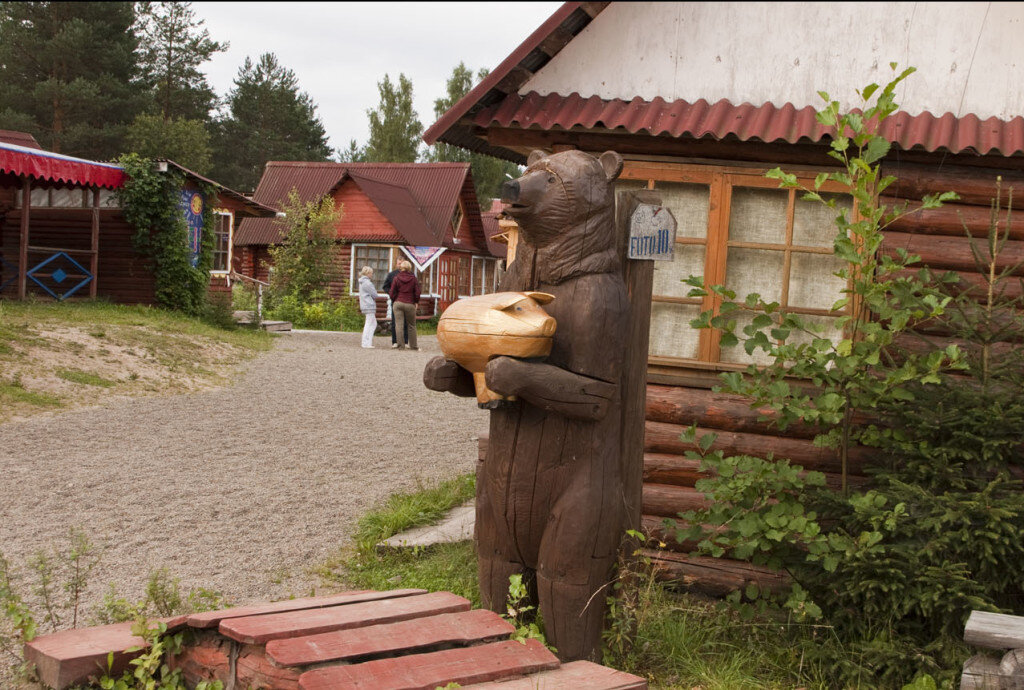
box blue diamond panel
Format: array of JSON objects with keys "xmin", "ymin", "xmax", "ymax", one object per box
[
  {"xmin": 0, "ymin": 256, "xmax": 16, "ymax": 291},
  {"xmin": 26, "ymin": 252, "xmax": 93, "ymax": 300}
]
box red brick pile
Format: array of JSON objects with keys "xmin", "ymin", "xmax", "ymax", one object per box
[{"xmin": 24, "ymin": 588, "xmax": 647, "ymax": 689}]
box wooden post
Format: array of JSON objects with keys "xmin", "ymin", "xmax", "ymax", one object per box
[
  {"xmin": 90, "ymin": 187, "xmax": 100, "ymax": 298},
  {"xmin": 616, "ymin": 190, "xmax": 657, "ymax": 537},
  {"xmin": 18, "ymin": 175, "xmax": 30, "ymax": 299}
]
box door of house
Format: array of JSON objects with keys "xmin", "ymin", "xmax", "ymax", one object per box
[{"xmin": 437, "ymin": 254, "xmax": 458, "ymax": 311}]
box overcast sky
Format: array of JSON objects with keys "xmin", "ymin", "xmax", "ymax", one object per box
[{"xmin": 196, "ymin": 2, "xmax": 562, "ymax": 155}]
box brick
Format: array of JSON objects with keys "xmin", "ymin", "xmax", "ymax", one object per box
[
  {"xmin": 463, "ymin": 660, "xmax": 648, "ymax": 689},
  {"xmin": 24, "ymin": 616, "xmax": 186, "ymax": 690},
  {"xmin": 221, "ymin": 591, "xmax": 471, "ymax": 645},
  {"xmin": 297, "ymin": 638, "xmax": 560, "ymax": 690},
  {"xmin": 266, "ymin": 609, "xmax": 514, "ymax": 667},
  {"xmin": 186, "ymin": 589, "xmax": 422, "ymax": 628}
]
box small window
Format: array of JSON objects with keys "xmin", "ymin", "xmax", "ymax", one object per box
[
  {"xmin": 450, "ymin": 202, "xmax": 464, "ymax": 237},
  {"xmin": 353, "ymin": 244, "xmax": 391, "ymax": 291},
  {"xmin": 211, "ymin": 212, "xmax": 232, "ymax": 272}
]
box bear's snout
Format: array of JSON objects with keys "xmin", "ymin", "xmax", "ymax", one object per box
[{"xmin": 500, "ymin": 179, "xmax": 519, "ymax": 204}]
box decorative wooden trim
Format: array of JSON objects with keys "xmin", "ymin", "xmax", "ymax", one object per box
[
  {"xmin": 18, "ymin": 175, "xmax": 29, "ymax": 299},
  {"xmin": 90, "ymin": 187, "xmax": 100, "ymax": 298}
]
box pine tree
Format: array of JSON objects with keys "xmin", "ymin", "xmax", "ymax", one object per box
[
  {"xmin": 124, "ymin": 113, "xmax": 212, "ymax": 174},
  {"xmin": 364, "ymin": 73, "xmax": 422, "ymax": 162},
  {"xmin": 135, "ymin": 1, "xmax": 227, "ymax": 122},
  {"xmin": 337, "ymin": 139, "xmax": 367, "ymax": 163},
  {"xmin": 425, "ymin": 62, "xmax": 520, "ymax": 203},
  {"xmin": 0, "ymin": 1, "xmax": 146, "ymax": 159},
  {"xmin": 210, "ymin": 53, "xmax": 332, "ymax": 192}
]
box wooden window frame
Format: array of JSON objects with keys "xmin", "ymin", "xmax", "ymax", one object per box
[
  {"xmin": 210, "ymin": 210, "xmax": 233, "ymax": 274},
  {"xmin": 622, "ymin": 161, "xmax": 854, "ymax": 375}
]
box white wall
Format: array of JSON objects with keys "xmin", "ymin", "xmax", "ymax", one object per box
[{"xmin": 521, "ymin": 2, "xmax": 1024, "ymax": 121}]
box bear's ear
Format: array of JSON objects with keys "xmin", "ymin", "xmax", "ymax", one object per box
[
  {"xmin": 526, "ymin": 150, "xmax": 547, "ymax": 167},
  {"xmin": 599, "ymin": 151, "xmax": 623, "ymax": 181}
]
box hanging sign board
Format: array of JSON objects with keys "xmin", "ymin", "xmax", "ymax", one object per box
[
  {"xmin": 179, "ymin": 188, "xmax": 205, "ymax": 267},
  {"xmin": 400, "ymin": 246, "xmax": 446, "ymax": 272},
  {"xmin": 628, "ymin": 204, "xmax": 676, "ymax": 261}
]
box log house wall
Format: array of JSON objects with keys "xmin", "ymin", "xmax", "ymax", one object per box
[{"xmin": 636, "ymin": 156, "xmax": 1024, "ymax": 590}]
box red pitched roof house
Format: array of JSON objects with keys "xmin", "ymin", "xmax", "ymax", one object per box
[
  {"xmin": 0, "ymin": 136, "xmax": 275, "ymax": 304},
  {"xmin": 425, "ymin": 1, "xmax": 1024, "ymax": 592},
  {"xmin": 234, "ymin": 162, "xmax": 504, "ymax": 316}
]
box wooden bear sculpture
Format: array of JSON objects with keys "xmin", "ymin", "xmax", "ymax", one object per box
[{"xmin": 424, "ymin": 149, "xmax": 628, "ymax": 661}]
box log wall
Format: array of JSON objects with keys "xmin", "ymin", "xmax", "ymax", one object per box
[{"xmin": 638, "ymin": 157, "xmax": 1024, "ymax": 595}]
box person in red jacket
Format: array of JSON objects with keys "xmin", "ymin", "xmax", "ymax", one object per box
[{"xmin": 387, "ymin": 261, "xmax": 420, "ymax": 350}]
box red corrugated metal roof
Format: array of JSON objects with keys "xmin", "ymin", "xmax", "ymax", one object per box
[
  {"xmin": 344, "ymin": 172, "xmax": 437, "ymax": 245},
  {"xmin": 0, "ymin": 130, "xmax": 41, "ymax": 149},
  {"xmin": 481, "ymin": 211, "xmax": 507, "ymax": 259},
  {"xmin": 0, "ymin": 141, "xmax": 126, "ymax": 189},
  {"xmin": 471, "ymin": 91, "xmax": 1024, "ymax": 157},
  {"xmin": 236, "ymin": 162, "xmax": 466, "ymax": 245}
]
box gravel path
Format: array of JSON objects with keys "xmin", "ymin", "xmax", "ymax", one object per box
[{"xmin": 0, "ymin": 331, "xmax": 488, "ymax": 617}]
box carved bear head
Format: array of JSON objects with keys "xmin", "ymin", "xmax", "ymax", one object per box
[{"xmin": 500, "ymin": 150, "xmax": 623, "ymax": 248}]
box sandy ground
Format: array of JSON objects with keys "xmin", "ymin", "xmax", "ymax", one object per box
[{"xmin": 0, "ymin": 330, "xmax": 488, "ymax": 623}]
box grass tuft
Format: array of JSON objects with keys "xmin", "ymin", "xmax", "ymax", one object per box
[
  {"xmin": 351, "ymin": 474, "xmax": 475, "ymax": 554},
  {"xmin": 0, "ymin": 378, "xmax": 63, "ymax": 408},
  {"xmin": 56, "ymin": 368, "xmax": 116, "ymax": 387}
]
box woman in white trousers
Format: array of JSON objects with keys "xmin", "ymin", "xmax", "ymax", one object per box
[{"xmin": 357, "ymin": 266, "xmax": 378, "ymax": 348}]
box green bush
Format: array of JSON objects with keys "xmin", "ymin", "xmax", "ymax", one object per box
[
  {"xmin": 266, "ymin": 290, "xmax": 363, "ymax": 331},
  {"xmin": 664, "ymin": 65, "xmax": 1024, "ymax": 687}
]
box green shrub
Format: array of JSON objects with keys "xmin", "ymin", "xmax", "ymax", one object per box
[
  {"xmin": 663, "ymin": 65, "xmax": 1023, "ymax": 687},
  {"xmin": 266, "ymin": 290, "xmax": 363, "ymax": 331}
]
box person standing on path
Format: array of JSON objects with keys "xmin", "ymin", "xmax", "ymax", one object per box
[
  {"xmin": 357, "ymin": 266, "xmax": 378, "ymax": 348},
  {"xmin": 381, "ymin": 267, "xmax": 409, "ymax": 347},
  {"xmin": 388, "ymin": 261, "xmax": 420, "ymax": 350}
]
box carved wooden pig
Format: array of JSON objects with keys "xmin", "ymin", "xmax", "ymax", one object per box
[{"xmin": 436, "ymin": 291, "xmax": 556, "ymax": 407}]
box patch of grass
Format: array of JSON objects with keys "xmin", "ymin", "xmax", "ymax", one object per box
[
  {"xmin": 56, "ymin": 368, "xmax": 116, "ymax": 387},
  {"xmin": 415, "ymin": 315, "xmax": 440, "ymax": 336},
  {"xmin": 0, "ymin": 300, "xmax": 273, "ymax": 352},
  {"xmin": 321, "ymin": 541, "xmax": 479, "ymax": 606},
  {"xmin": 316, "ymin": 474, "xmax": 479, "ymax": 606},
  {"xmin": 0, "ymin": 378, "xmax": 63, "ymax": 408},
  {"xmin": 351, "ymin": 474, "xmax": 475, "ymax": 553}
]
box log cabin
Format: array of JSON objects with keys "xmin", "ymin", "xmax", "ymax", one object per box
[
  {"xmin": 0, "ymin": 138, "xmax": 276, "ymax": 305},
  {"xmin": 232, "ymin": 162, "xmax": 506, "ymax": 320},
  {"xmin": 424, "ymin": 1, "xmax": 1024, "ymax": 595}
]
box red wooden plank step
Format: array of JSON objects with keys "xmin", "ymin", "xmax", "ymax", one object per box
[
  {"xmin": 463, "ymin": 660, "xmax": 648, "ymax": 689},
  {"xmin": 220, "ymin": 591, "xmax": 471, "ymax": 644},
  {"xmin": 24, "ymin": 616, "xmax": 185, "ymax": 690},
  {"xmin": 186, "ymin": 589, "xmax": 422, "ymax": 628},
  {"xmin": 266, "ymin": 609, "xmax": 515, "ymax": 667},
  {"xmin": 297, "ymin": 638, "xmax": 560, "ymax": 690}
]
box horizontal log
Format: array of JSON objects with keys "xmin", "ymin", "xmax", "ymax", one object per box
[
  {"xmin": 964, "ymin": 610, "xmax": 1024, "ymax": 650},
  {"xmin": 884, "ymin": 163, "xmax": 1024, "ymax": 207},
  {"xmin": 644, "ymin": 420, "xmax": 873, "ymax": 475},
  {"xmin": 646, "ymin": 385, "xmax": 820, "ymax": 439},
  {"xmin": 882, "ymin": 232, "xmax": 1024, "ymax": 277},
  {"xmin": 642, "ymin": 483, "xmax": 709, "ymax": 518},
  {"xmin": 643, "ymin": 549, "xmax": 791, "ymax": 597},
  {"xmin": 882, "ymin": 198, "xmax": 1024, "ymax": 241},
  {"xmin": 886, "ymin": 268, "xmax": 1024, "ymax": 302},
  {"xmin": 643, "ymin": 453, "xmax": 867, "ymax": 491}
]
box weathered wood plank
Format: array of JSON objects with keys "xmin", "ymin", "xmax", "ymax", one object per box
[
  {"xmin": 960, "ymin": 653, "xmax": 1007, "ymax": 690},
  {"xmin": 965, "ymin": 610, "xmax": 1024, "ymax": 650},
  {"xmin": 265, "ymin": 609, "xmax": 514, "ymax": 667},
  {"xmin": 186, "ymin": 589, "xmax": 416, "ymax": 628},
  {"xmin": 462, "ymin": 660, "xmax": 647, "ymax": 689},
  {"xmin": 296, "ymin": 638, "xmax": 559, "ymax": 690},
  {"xmin": 220, "ymin": 591, "xmax": 471, "ymax": 645},
  {"xmin": 24, "ymin": 616, "xmax": 185, "ymax": 690}
]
